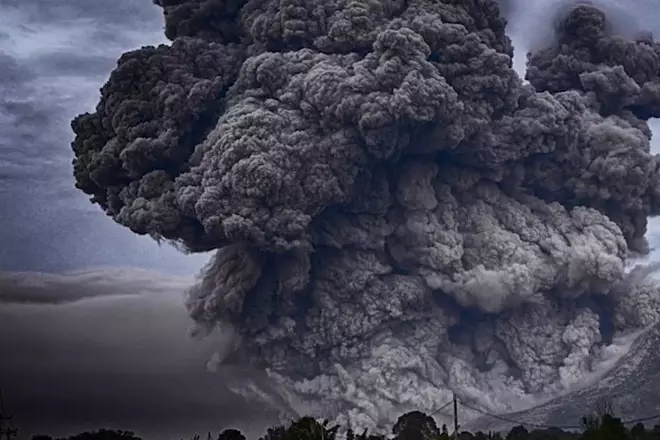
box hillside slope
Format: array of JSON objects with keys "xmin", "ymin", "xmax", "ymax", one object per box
[{"xmin": 467, "ymin": 323, "xmax": 660, "ymax": 431}]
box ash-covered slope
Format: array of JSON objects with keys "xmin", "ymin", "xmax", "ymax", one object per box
[
  {"xmin": 467, "ymin": 321, "xmax": 660, "ymax": 432},
  {"xmin": 70, "ymin": 0, "xmax": 660, "ymax": 431}
]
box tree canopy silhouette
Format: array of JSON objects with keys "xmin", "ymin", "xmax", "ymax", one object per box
[{"xmin": 31, "ymin": 406, "xmax": 660, "ymax": 440}]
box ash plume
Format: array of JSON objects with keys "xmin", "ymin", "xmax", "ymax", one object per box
[{"xmin": 71, "ymin": 0, "xmax": 660, "ymax": 430}]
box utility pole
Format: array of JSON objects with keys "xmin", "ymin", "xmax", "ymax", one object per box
[
  {"xmin": 0, "ymin": 388, "xmax": 17, "ymax": 440},
  {"xmin": 453, "ymin": 392, "xmax": 459, "ymax": 440}
]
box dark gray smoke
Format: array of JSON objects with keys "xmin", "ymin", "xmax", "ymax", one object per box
[{"xmin": 71, "ymin": 0, "xmax": 660, "ymax": 429}]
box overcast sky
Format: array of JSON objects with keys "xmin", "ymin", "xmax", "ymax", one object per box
[
  {"xmin": 3, "ymin": 0, "xmax": 660, "ymax": 439},
  {"xmin": 0, "ymin": 0, "xmax": 210, "ymax": 274}
]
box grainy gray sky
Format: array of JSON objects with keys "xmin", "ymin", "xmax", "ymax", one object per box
[
  {"xmin": 3, "ymin": 0, "xmax": 660, "ymax": 439},
  {"xmin": 0, "ymin": 0, "xmax": 210, "ymax": 274}
]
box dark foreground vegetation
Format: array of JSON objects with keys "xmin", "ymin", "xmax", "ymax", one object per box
[{"xmin": 29, "ymin": 410, "xmax": 660, "ymax": 440}]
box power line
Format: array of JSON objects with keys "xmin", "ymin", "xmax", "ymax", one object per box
[
  {"xmin": 459, "ymin": 399, "xmax": 582, "ymax": 430},
  {"xmin": 618, "ymin": 413, "xmax": 660, "ymax": 426},
  {"xmin": 429, "ymin": 399, "xmax": 455, "ymax": 417},
  {"xmin": 332, "ymin": 398, "xmax": 456, "ymax": 440},
  {"xmin": 459, "ymin": 398, "xmax": 660, "ymax": 431}
]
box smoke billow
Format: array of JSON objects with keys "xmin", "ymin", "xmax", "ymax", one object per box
[{"xmin": 71, "ymin": 0, "xmax": 660, "ymax": 429}]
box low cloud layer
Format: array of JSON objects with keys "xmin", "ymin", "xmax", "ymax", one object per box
[
  {"xmin": 0, "ymin": 268, "xmax": 275, "ymax": 439},
  {"xmin": 0, "ymin": 268, "xmax": 192, "ymax": 304}
]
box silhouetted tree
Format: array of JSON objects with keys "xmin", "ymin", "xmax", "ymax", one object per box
[
  {"xmin": 459, "ymin": 430, "xmax": 475, "ymax": 440},
  {"xmin": 217, "ymin": 429, "xmax": 246, "ymax": 440},
  {"xmin": 507, "ymin": 425, "xmax": 530, "ymax": 440},
  {"xmin": 392, "ymin": 411, "xmax": 441, "ymax": 440},
  {"xmin": 258, "ymin": 425, "xmax": 286, "ymax": 440},
  {"xmin": 474, "ymin": 431, "xmax": 488, "ymax": 440},
  {"xmin": 581, "ymin": 411, "xmax": 627, "ymax": 440},
  {"xmin": 258, "ymin": 416, "xmax": 340, "ymax": 440},
  {"xmin": 76, "ymin": 430, "xmax": 140, "ymax": 440},
  {"xmin": 631, "ymin": 423, "xmax": 646, "ymax": 440},
  {"xmin": 33, "ymin": 405, "xmax": 660, "ymax": 440}
]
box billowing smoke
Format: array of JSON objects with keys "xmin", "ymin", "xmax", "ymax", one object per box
[{"xmin": 71, "ymin": 0, "xmax": 660, "ymax": 430}]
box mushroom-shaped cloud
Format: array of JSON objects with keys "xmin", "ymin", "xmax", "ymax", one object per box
[{"xmin": 71, "ymin": 0, "xmax": 660, "ymax": 430}]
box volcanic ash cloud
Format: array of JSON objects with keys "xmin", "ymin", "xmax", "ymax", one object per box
[{"xmin": 70, "ymin": 0, "xmax": 660, "ymax": 429}]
